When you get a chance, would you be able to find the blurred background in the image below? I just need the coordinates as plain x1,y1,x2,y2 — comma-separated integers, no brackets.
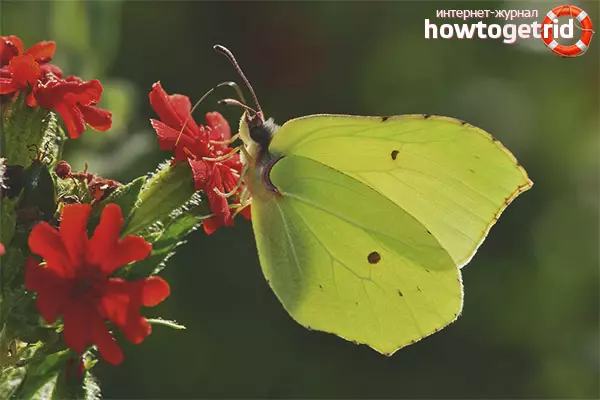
2,0,598,398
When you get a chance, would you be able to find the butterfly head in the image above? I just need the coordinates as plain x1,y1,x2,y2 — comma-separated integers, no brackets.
238,111,280,163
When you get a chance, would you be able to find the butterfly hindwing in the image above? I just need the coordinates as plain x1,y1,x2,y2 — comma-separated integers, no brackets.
251,155,462,354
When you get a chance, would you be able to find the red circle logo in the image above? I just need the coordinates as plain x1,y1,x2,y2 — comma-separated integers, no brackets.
542,5,594,57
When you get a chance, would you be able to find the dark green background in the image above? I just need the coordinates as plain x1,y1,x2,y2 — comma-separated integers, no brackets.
2,1,598,398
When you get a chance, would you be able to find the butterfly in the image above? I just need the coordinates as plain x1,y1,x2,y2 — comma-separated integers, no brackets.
214,45,532,355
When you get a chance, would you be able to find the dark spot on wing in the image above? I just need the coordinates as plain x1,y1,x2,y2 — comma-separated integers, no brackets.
469,169,475,173
319,284,323,289
367,251,381,264
425,269,430,273
381,116,390,122
423,114,431,119
460,120,468,126
417,286,422,293
397,289,403,297
391,150,399,160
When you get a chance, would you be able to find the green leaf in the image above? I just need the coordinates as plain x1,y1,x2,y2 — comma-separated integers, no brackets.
19,161,57,222
11,349,72,400
124,161,195,236
146,318,186,330
0,363,26,399
87,176,146,233
125,193,211,278
51,354,100,400
0,97,55,168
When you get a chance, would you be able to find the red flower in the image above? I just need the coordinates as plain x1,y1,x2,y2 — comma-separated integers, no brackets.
0,35,57,67
31,75,112,139
149,81,250,234
26,203,170,365
0,35,108,139
0,242,5,256
0,36,62,100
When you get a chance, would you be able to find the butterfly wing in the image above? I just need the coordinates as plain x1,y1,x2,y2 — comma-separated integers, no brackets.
268,115,533,268
251,155,461,354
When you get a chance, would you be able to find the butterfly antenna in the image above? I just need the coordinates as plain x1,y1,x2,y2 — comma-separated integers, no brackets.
217,98,257,115
213,45,263,117
218,81,247,104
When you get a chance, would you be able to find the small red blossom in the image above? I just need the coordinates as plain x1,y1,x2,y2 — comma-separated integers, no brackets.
149,81,250,234
55,160,121,202
0,242,5,256
31,75,112,139
26,203,170,365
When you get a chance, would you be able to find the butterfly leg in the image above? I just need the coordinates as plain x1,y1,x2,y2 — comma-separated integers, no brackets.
209,133,239,145
213,163,248,198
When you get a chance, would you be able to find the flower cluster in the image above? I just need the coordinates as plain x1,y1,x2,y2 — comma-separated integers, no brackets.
0,35,111,139
1,33,251,390
149,82,250,234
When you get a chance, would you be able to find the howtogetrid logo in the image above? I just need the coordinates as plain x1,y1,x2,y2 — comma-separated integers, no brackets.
425,4,595,58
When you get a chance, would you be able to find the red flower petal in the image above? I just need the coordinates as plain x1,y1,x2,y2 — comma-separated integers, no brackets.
0,77,16,94
87,204,123,271
90,312,124,365
29,222,74,277
140,276,170,306
59,204,91,268
149,82,199,137
54,102,86,139
39,63,63,79
0,35,24,66
26,90,37,107
0,242,4,256
187,159,211,190
78,104,112,131
205,112,231,143
100,236,151,276
202,217,221,235
25,258,70,324
24,41,56,62
62,301,92,354
63,79,103,105
151,119,197,161
149,82,182,128
8,54,40,87
101,279,151,344
239,204,251,220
